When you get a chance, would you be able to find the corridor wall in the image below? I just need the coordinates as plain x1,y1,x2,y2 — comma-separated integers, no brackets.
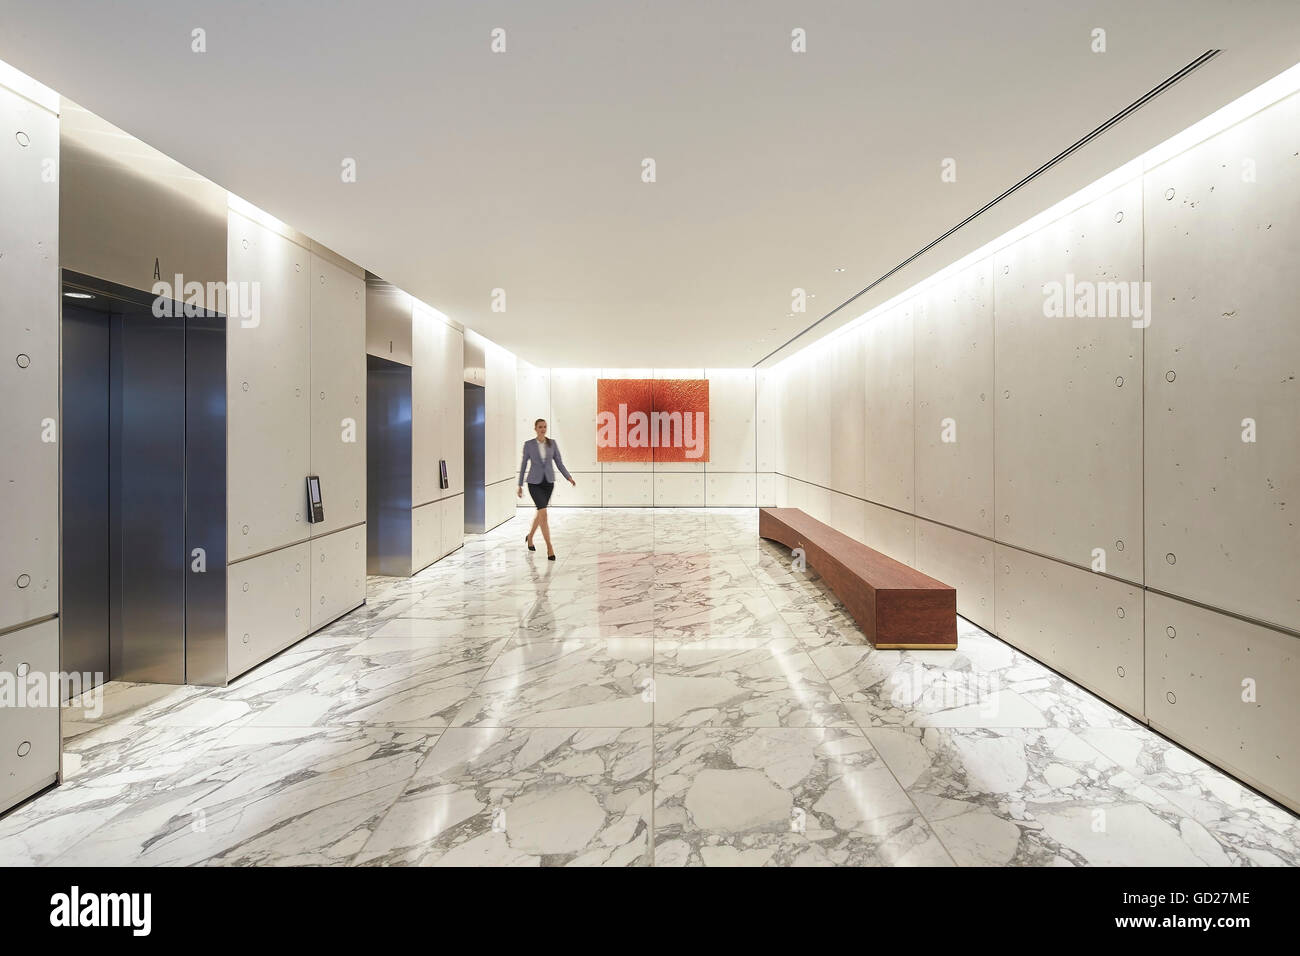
226,200,368,679
411,299,465,572
363,279,466,574
765,85,1300,812
0,65,60,813
515,366,766,507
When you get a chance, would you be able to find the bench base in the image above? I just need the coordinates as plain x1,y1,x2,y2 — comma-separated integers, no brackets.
873,641,959,650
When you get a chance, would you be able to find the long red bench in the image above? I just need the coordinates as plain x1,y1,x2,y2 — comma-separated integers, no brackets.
759,507,956,649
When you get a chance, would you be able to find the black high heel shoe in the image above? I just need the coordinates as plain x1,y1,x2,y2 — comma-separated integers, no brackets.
547,553,556,561
526,537,536,552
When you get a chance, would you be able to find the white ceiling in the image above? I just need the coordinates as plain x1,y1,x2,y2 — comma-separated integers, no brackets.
2,0,1299,367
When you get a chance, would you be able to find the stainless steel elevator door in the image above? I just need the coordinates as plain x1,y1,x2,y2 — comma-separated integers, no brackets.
110,311,186,684
366,356,413,576
184,312,227,685
464,383,486,534
60,304,111,689
61,270,228,687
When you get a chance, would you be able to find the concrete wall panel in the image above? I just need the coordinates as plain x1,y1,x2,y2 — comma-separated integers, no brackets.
706,473,756,508
0,619,60,808
227,210,310,562
995,544,1143,719
550,369,599,472
603,473,653,507
309,252,366,537
1143,93,1300,629
914,259,994,536
993,180,1144,582
862,501,915,568
915,518,995,632
863,303,915,512
1145,591,1299,812
309,524,365,631
829,328,867,499
227,543,310,680
654,473,705,507
705,368,755,473
0,84,58,629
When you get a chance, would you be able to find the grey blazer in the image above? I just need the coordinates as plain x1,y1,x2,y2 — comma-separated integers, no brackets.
518,438,573,485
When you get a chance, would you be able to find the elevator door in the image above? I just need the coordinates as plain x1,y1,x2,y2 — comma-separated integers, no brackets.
61,304,110,685
464,383,486,534
184,311,228,685
110,310,186,684
61,271,226,688
366,355,413,576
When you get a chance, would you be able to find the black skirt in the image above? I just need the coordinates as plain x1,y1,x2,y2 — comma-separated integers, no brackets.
528,480,554,509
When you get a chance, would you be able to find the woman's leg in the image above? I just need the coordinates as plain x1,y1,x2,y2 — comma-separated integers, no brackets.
538,508,553,555
526,486,542,542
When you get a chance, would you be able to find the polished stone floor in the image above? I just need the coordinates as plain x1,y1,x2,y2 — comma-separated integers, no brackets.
1,508,1296,866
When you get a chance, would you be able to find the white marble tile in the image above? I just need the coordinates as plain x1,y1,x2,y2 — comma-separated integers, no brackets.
864,725,1271,866
50,726,438,866
371,613,523,640
356,727,653,866
1,507,1294,867
0,721,247,865
453,639,654,728
811,641,1051,729
654,727,953,866
517,589,655,642
1077,725,1300,865
656,590,794,643
654,638,855,728
244,635,508,729
778,603,870,649
63,680,209,727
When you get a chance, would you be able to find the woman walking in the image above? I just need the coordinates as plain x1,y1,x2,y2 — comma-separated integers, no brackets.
518,418,575,559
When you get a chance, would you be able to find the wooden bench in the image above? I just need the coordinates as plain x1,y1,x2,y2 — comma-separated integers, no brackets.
759,507,957,649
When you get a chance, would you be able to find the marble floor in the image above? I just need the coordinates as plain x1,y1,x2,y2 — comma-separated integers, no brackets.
1,508,1296,866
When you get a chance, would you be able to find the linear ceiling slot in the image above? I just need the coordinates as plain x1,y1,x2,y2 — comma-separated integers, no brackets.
756,49,1222,367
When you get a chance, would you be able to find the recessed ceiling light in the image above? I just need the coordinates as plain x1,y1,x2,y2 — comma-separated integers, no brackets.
63,291,95,299
833,267,845,273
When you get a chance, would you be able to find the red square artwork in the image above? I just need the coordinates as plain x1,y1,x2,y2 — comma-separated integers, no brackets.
596,378,709,463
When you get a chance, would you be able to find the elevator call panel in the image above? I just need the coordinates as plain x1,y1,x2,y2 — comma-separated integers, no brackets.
439,459,449,490
306,476,324,523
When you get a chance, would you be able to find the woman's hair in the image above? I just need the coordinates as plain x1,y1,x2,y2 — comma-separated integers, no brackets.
535,418,549,444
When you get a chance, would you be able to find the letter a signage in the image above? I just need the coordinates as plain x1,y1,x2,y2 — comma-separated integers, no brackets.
595,379,709,463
